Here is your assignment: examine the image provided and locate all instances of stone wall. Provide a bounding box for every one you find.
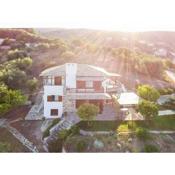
[63,97,76,113]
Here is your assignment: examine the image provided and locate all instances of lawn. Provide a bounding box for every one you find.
[0,128,30,152]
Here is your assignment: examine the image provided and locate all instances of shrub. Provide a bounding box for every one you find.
[76,141,87,152]
[117,123,129,133]
[57,129,70,141]
[144,144,159,152]
[27,77,38,93]
[69,125,80,135]
[136,127,149,140]
[42,118,60,139]
[0,103,11,115]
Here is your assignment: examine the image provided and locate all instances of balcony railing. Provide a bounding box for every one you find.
[66,88,104,93]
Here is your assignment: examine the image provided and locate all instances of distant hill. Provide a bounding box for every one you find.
[36,28,175,60]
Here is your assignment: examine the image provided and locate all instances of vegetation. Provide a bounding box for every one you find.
[158,88,175,95]
[42,118,60,139]
[0,83,26,115]
[76,140,87,152]
[144,144,159,152]
[112,48,165,79]
[7,49,28,60]
[77,103,99,122]
[137,84,160,102]
[0,29,48,43]
[0,57,33,89]
[138,100,158,120]
[117,123,130,133]
[149,116,175,130]
[26,77,38,93]
[69,125,80,135]
[136,127,149,140]
[57,129,70,141]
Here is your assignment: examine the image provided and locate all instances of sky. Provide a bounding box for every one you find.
[1,0,175,31]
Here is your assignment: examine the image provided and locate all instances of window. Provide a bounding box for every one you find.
[50,109,58,116]
[47,95,62,102]
[55,95,62,102]
[54,77,62,85]
[47,95,55,102]
[86,81,93,88]
[58,96,62,102]
[77,81,86,88]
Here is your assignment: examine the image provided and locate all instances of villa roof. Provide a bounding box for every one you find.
[40,63,120,77]
[117,92,140,105]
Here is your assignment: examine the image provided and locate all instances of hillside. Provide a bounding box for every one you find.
[0,28,175,93]
[37,28,175,60]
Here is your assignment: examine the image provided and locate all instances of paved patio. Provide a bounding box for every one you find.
[65,104,143,121]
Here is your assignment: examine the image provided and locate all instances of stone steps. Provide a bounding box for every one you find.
[25,90,44,120]
[44,119,75,147]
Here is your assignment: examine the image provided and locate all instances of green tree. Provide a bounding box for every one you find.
[3,89,27,106]
[137,84,160,102]
[3,68,27,89]
[138,100,158,120]
[15,57,33,70]
[77,103,99,123]
[7,49,28,60]
[27,77,38,93]
[0,83,26,115]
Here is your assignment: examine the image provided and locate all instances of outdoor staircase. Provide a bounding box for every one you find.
[25,90,44,120]
[44,118,76,146]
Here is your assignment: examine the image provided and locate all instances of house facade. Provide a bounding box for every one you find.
[40,63,119,119]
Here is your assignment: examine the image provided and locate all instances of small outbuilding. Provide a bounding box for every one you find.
[117,92,140,107]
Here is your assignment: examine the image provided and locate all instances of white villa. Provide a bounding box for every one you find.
[40,63,119,119]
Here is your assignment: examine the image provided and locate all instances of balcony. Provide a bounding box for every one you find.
[66,88,104,93]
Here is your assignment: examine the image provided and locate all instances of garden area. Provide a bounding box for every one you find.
[64,131,175,152]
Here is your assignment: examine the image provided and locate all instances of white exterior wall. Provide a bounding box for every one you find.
[65,63,77,88]
[44,85,63,118]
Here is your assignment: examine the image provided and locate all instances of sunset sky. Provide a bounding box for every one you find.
[1,0,175,31]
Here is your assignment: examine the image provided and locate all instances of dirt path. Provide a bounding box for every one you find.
[1,105,46,152]
[5,124,39,152]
